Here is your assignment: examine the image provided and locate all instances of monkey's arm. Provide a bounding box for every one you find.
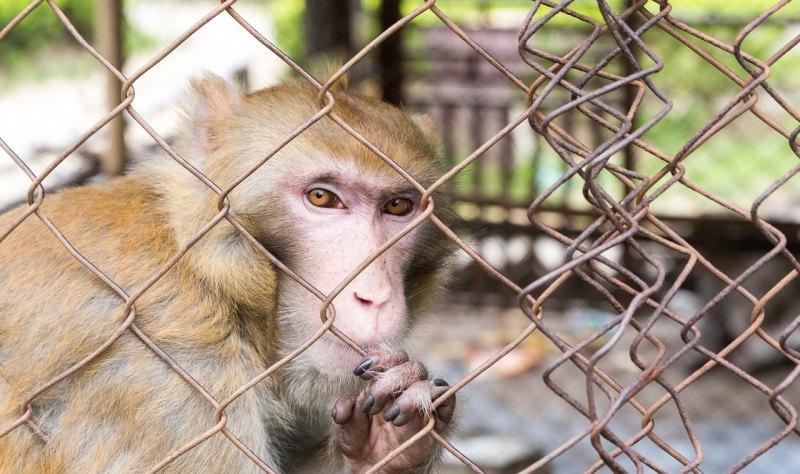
[331,349,456,474]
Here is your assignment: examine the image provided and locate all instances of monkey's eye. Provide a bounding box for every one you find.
[383,197,414,216]
[307,188,342,208]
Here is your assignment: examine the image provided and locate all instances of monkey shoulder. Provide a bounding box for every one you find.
[0,177,186,352]
[0,177,176,282]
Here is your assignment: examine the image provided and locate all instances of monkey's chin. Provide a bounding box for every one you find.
[309,336,365,376]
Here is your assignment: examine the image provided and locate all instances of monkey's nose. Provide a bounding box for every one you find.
[355,293,371,306]
[354,292,377,308]
[353,289,390,309]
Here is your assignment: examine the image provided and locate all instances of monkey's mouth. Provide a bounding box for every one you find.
[315,334,364,366]
[319,334,354,348]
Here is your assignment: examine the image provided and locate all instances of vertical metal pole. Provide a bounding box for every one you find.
[621,0,639,273]
[378,0,403,105]
[622,1,638,183]
[305,0,353,61]
[96,0,126,176]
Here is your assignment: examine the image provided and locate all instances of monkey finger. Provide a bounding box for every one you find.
[362,360,427,416]
[334,394,372,453]
[382,380,433,427]
[353,349,410,380]
[332,395,356,425]
[430,379,456,431]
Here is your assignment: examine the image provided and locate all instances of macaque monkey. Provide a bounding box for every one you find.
[0,75,456,473]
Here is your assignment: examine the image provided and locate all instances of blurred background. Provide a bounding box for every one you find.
[2,1,800,472]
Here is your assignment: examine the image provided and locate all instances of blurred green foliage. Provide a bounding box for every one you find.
[2,0,794,215]
[0,0,95,67]
[262,0,799,215]
[267,0,305,60]
[0,1,156,87]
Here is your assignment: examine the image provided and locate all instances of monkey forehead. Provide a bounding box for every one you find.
[236,84,443,186]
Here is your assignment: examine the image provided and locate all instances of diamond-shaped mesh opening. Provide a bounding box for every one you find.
[2,1,800,472]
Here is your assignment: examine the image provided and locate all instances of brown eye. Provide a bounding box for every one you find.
[307,188,339,208]
[384,197,414,216]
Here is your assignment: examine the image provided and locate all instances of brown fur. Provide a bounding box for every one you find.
[0,77,451,473]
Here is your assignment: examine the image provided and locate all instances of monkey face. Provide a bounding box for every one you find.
[163,79,448,379]
[275,162,425,374]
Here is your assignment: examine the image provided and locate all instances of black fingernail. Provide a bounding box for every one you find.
[354,358,374,376]
[361,394,375,413]
[433,378,449,387]
[384,404,401,422]
[392,413,408,427]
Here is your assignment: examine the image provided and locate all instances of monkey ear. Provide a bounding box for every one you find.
[182,74,242,168]
[323,62,349,92]
[411,113,441,146]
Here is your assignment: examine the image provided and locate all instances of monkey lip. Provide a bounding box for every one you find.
[319,335,359,351]
[316,334,375,367]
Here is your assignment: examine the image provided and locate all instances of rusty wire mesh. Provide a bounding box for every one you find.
[2,0,800,472]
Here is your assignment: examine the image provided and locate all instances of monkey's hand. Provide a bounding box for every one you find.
[331,349,456,474]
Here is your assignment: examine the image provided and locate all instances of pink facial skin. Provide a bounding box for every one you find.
[281,163,423,373]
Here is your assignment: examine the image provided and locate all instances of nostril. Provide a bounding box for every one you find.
[352,286,391,309]
[354,293,373,307]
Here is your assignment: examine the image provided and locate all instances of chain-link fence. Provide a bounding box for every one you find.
[2,0,800,472]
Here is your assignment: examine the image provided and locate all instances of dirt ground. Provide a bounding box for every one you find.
[411,304,800,473]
